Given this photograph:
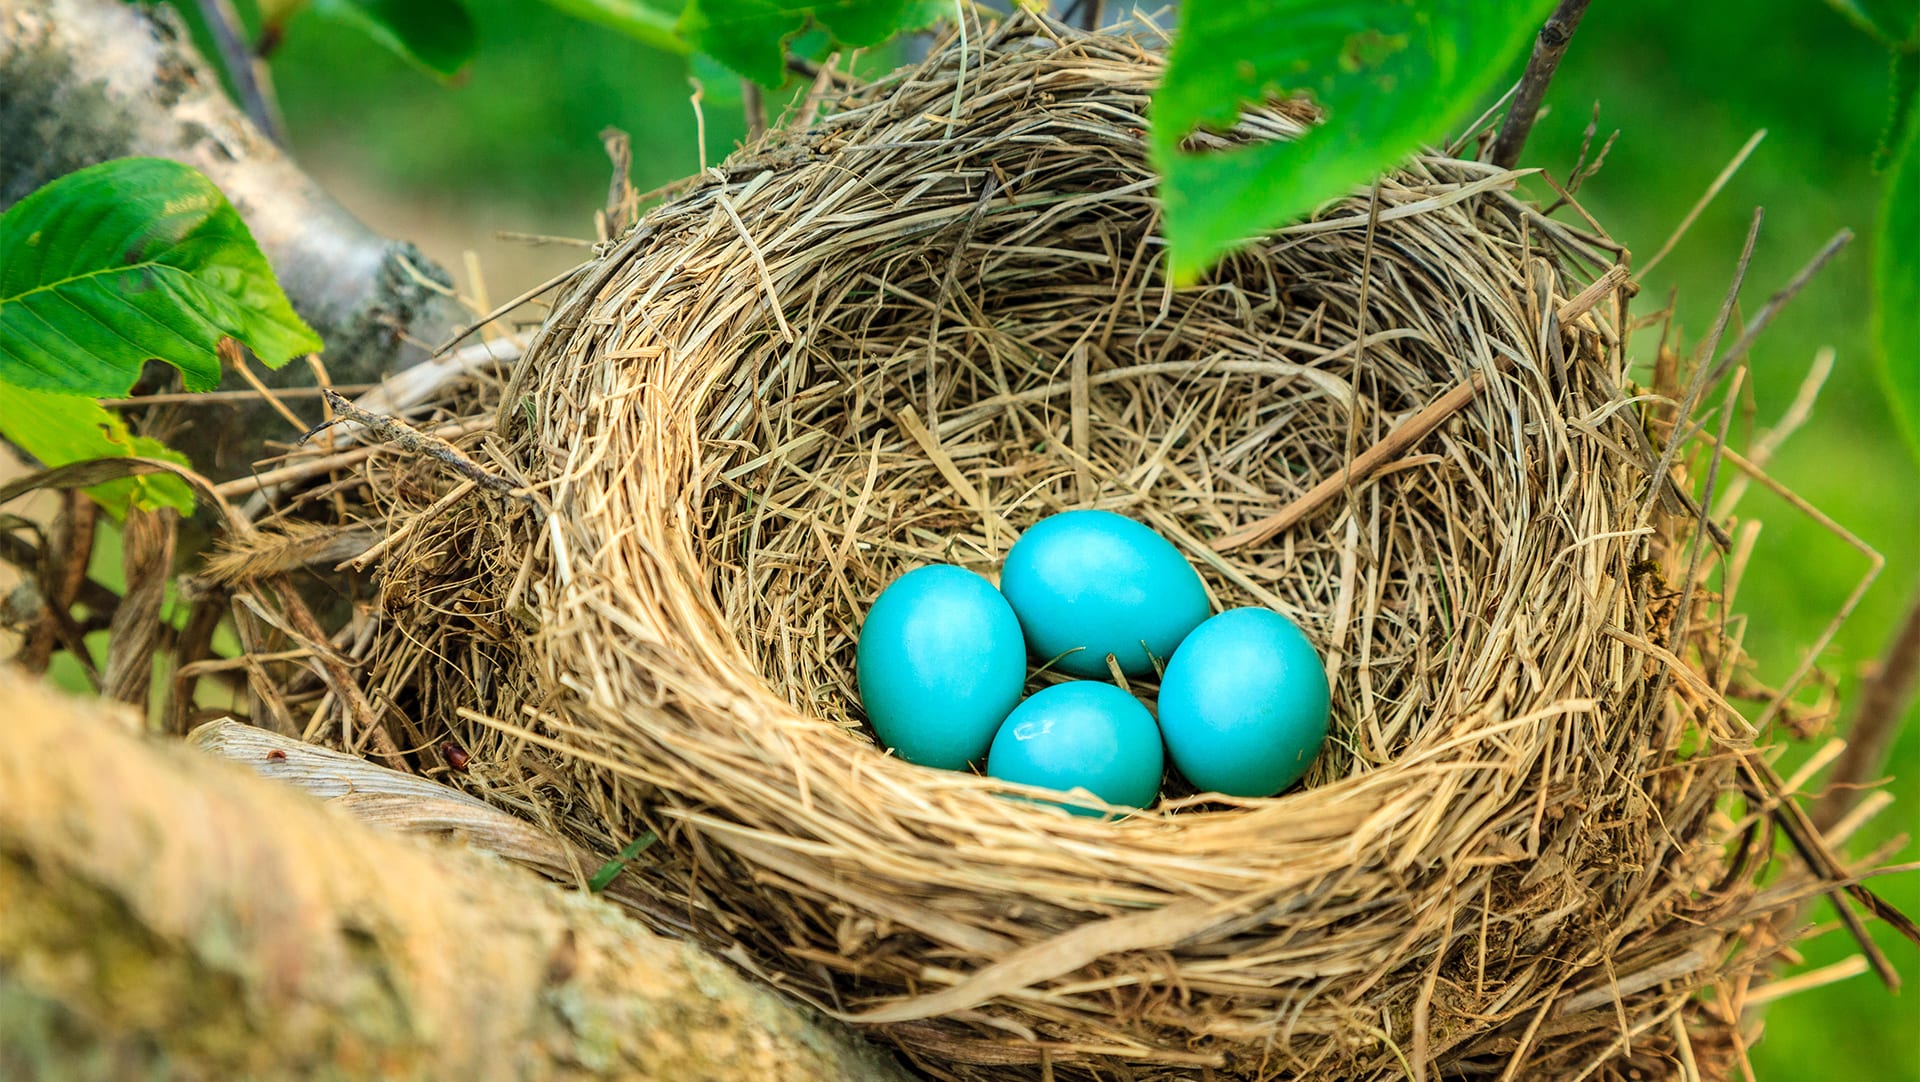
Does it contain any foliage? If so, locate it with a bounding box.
[0,158,318,515]
[537,0,689,54]
[678,0,942,88]
[264,0,480,77]
[0,387,195,519]
[1875,114,1918,456]
[0,158,320,397]
[1150,0,1555,282]
[1829,0,1920,459]
[282,0,1560,280]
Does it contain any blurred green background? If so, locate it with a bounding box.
[181,0,1920,1077]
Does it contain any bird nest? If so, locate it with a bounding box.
[244,14,1881,1081]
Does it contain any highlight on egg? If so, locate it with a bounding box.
[855,565,1028,770]
[998,509,1211,678]
[1155,606,1330,798]
[985,681,1164,815]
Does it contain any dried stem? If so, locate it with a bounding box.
[314,389,524,498]
[1816,587,1920,832]
[1489,0,1593,169]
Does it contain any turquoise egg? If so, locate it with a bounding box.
[1156,607,1330,798]
[986,681,1164,815]
[856,565,1027,770]
[999,510,1211,678]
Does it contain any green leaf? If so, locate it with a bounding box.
[1874,116,1919,460]
[1825,0,1919,45]
[679,0,924,86]
[0,385,195,518]
[0,158,322,397]
[1876,47,1918,172]
[540,0,691,54]
[1152,0,1556,284]
[587,832,658,892]
[312,0,478,78]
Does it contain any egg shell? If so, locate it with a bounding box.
[986,681,1164,815]
[1155,607,1330,798]
[999,509,1211,677]
[856,565,1027,770]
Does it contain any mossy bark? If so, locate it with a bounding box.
[0,669,910,1082]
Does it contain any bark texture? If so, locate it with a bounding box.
[0,0,463,383]
[0,668,911,1082]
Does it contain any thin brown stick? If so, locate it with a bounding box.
[101,506,177,707]
[1215,370,1486,551]
[101,383,379,407]
[743,79,768,142]
[1642,130,1767,275]
[211,416,494,499]
[314,390,524,498]
[1489,0,1593,169]
[1816,588,1920,832]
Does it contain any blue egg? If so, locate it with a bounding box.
[1156,607,1330,798]
[999,510,1211,678]
[986,682,1164,815]
[856,565,1027,770]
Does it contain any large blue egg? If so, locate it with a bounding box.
[999,510,1211,678]
[1156,607,1330,798]
[986,682,1164,815]
[856,565,1027,770]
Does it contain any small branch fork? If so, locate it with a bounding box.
[1489,0,1593,170]
[312,389,526,499]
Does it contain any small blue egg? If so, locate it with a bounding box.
[999,510,1211,678]
[856,565,1027,770]
[986,682,1164,815]
[1156,607,1330,798]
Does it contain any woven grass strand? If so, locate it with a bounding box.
[305,14,1874,1081]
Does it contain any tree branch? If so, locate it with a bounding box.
[0,668,911,1081]
[1816,586,1920,832]
[1489,0,1593,170]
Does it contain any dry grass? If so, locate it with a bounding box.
[201,12,1906,1080]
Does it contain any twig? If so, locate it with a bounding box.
[211,416,494,500]
[1815,588,1920,832]
[425,263,583,362]
[17,492,97,677]
[193,0,287,145]
[1216,370,1487,551]
[1642,130,1767,276]
[786,54,861,89]
[222,338,309,433]
[313,390,526,499]
[1489,0,1593,169]
[600,127,637,236]
[99,383,379,407]
[743,79,768,142]
[1705,229,1853,385]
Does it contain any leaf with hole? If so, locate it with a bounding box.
[312,0,479,78]
[0,385,195,518]
[1152,0,1556,284]
[0,158,322,398]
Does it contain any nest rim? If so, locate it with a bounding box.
[347,14,1792,1081]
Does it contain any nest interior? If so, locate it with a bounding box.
[335,15,1809,1082]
